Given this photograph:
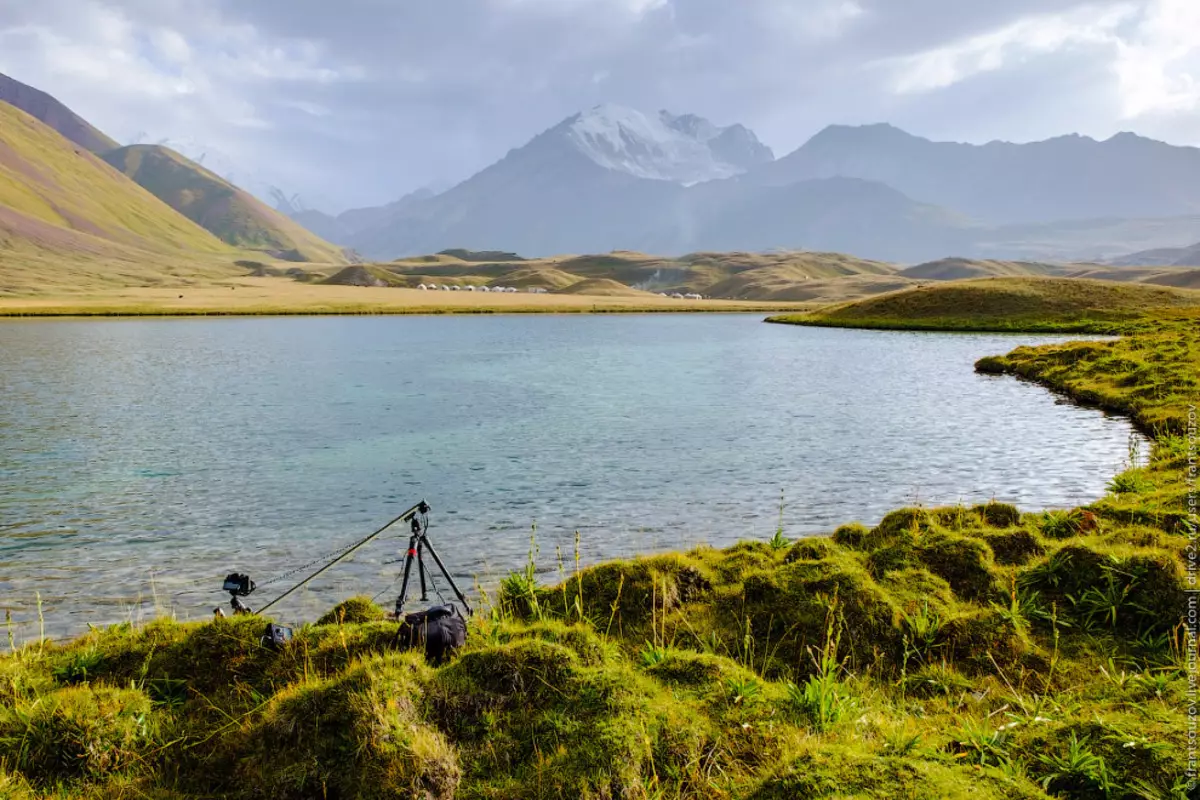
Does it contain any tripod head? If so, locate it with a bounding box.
[222,573,256,615]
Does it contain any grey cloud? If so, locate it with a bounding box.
[0,0,1192,212]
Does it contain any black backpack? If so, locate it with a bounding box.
[399,605,467,665]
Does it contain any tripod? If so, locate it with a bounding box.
[395,512,472,617]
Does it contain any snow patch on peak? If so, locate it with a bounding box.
[564,104,768,185]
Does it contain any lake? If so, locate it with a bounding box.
[0,314,1144,638]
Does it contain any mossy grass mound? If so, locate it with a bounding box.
[427,633,714,797]
[317,595,389,625]
[227,653,459,800]
[982,528,1045,565]
[0,684,156,786]
[505,552,714,634]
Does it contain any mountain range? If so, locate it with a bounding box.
[3,68,1200,283]
[296,106,1200,263]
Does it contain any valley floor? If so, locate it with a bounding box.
[0,277,809,316]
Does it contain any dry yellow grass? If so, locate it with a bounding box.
[0,276,813,316]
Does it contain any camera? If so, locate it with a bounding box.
[223,573,256,597]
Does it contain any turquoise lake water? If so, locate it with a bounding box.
[0,315,1144,637]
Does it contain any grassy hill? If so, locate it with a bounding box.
[377,249,900,300]
[0,103,245,292]
[898,258,1065,281]
[318,265,409,287]
[559,277,657,297]
[0,72,118,154]
[102,145,347,264]
[768,276,1200,332]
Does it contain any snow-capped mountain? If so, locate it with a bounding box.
[560,104,774,185]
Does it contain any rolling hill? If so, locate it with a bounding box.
[102,145,347,264]
[0,104,243,291]
[897,258,1066,281]
[769,277,1200,332]
[0,72,118,155]
[347,248,904,301]
[558,277,657,297]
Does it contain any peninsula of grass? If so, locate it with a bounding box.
[766,276,1200,333]
[3,288,1195,798]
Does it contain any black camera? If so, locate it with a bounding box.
[223,573,256,597]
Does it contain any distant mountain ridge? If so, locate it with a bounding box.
[763,123,1200,224]
[5,69,1200,268]
[307,110,1200,263]
[310,107,978,262]
[1105,240,1200,266]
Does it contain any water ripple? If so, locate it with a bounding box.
[0,315,1145,638]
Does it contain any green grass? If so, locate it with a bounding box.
[767,276,1200,333]
[2,297,1195,798]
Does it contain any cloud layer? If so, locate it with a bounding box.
[0,0,1196,211]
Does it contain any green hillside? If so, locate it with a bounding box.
[768,276,1200,332]
[0,103,245,296]
[102,145,347,264]
[0,103,232,253]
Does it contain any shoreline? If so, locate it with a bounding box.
[2,308,1192,799]
[0,277,810,318]
[0,306,800,319]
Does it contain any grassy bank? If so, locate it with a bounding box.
[2,303,1195,798]
[765,276,1200,333]
[0,278,809,317]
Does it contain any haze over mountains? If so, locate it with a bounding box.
[288,103,1200,264]
[3,66,1200,276]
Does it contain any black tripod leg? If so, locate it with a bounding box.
[417,540,429,602]
[419,536,473,615]
[395,534,418,617]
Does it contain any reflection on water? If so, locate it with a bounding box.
[0,315,1143,638]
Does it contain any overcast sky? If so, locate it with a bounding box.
[0,0,1196,212]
